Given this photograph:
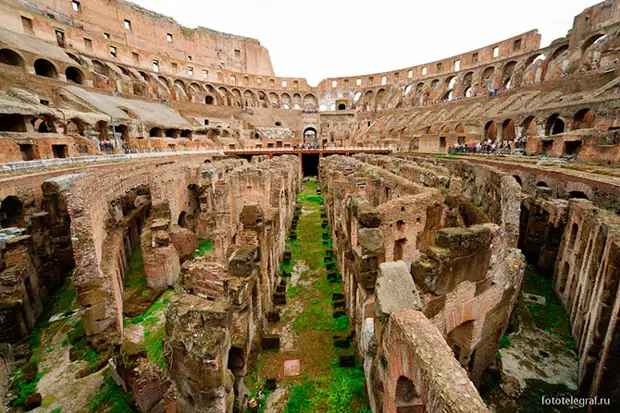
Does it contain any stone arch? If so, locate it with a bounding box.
[33,115,56,133]
[502,119,516,141]
[116,65,131,77]
[205,95,215,105]
[66,118,86,136]
[116,124,129,141]
[395,376,423,412]
[34,59,58,78]
[303,93,318,109]
[244,89,257,107]
[95,120,109,139]
[572,108,595,130]
[484,121,497,141]
[521,116,537,136]
[92,60,109,76]
[150,127,163,137]
[158,75,170,88]
[0,48,25,68]
[0,196,25,228]
[546,113,565,135]
[218,87,230,105]
[481,66,495,90]
[550,44,569,61]
[65,66,85,84]
[502,61,518,89]
[581,33,607,52]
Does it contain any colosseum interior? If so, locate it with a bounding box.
[0,0,619,412]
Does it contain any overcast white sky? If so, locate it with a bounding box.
[131,0,597,86]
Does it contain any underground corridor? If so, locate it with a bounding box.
[245,178,370,412]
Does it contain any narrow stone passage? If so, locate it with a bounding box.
[247,179,370,413]
[481,264,582,412]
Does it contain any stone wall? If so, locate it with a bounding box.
[320,154,525,407]
[162,155,300,411]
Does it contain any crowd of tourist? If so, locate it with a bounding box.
[450,136,529,155]
[294,142,322,149]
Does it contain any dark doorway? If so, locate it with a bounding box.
[564,141,582,156]
[19,144,34,161]
[52,144,68,158]
[302,153,319,176]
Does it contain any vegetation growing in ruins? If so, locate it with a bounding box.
[123,246,146,290]
[482,263,580,410]
[89,372,134,413]
[284,363,369,413]
[124,290,171,369]
[521,264,576,352]
[193,239,213,258]
[10,275,79,407]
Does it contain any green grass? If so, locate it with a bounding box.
[123,246,146,290]
[284,362,368,413]
[11,373,43,407]
[51,408,62,413]
[89,372,135,413]
[193,239,213,258]
[521,264,576,352]
[123,291,171,369]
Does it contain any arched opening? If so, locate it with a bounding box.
[116,124,129,142]
[92,60,108,76]
[34,59,57,78]
[117,65,131,77]
[165,129,179,138]
[550,45,569,61]
[337,103,346,111]
[95,120,108,140]
[303,127,317,144]
[502,119,516,141]
[65,66,84,84]
[180,129,192,138]
[582,34,607,52]
[0,114,27,132]
[536,181,549,188]
[484,121,497,141]
[178,211,189,229]
[521,116,537,137]
[572,109,595,130]
[513,175,522,186]
[481,66,495,90]
[395,376,423,412]
[568,191,588,200]
[33,116,56,133]
[448,320,476,367]
[0,49,25,67]
[442,90,454,100]
[546,114,565,135]
[66,118,85,136]
[0,196,25,228]
[149,127,163,138]
[205,95,214,105]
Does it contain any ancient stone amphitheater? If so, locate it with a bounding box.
[0,0,619,412]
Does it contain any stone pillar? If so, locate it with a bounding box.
[165,293,234,413]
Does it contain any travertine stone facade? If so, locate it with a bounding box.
[0,0,620,411]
